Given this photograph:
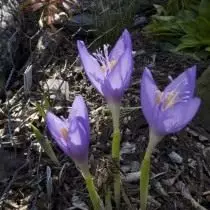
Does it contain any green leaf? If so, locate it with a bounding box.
[153,15,175,21]
[153,4,166,15]
[205,47,210,52]
[36,102,46,119]
[199,0,210,20]
[31,124,59,165]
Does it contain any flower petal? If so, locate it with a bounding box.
[77,40,104,95]
[109,29,131,61]
[141,67,159,126]
[46,111,69,154]
[69,95,90,136]
[164,65,196,98]
[103,35,133,101]
[157,97,201,135]
[68,117,89,165]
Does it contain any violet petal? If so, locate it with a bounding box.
[46,112,69,154]
[141,67,159,126]
[77,40,104,95]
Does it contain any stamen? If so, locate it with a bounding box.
[60,128,68,140]
[163,91,178,110]
[93,44,117,74]
[155,90,164,104]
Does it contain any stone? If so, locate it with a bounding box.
[168,151,183,164]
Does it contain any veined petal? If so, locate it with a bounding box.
[77,40,104,95]
[109,29,132,61]
[68,117,89,165]
[157,97,201,135]
[46,112,69,154]
[69,95,90,136]
[164,65,196,98]
[141,68,159,126]
[105,42,133,101]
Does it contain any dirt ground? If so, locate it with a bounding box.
[0,20,210,210]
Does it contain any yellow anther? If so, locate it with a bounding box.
[100,59,117,72]
[163,91,178,110]
[155,90,178,110]
[155,90,164,104]
[60,128,68,140]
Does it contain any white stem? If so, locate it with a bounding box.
[108,102,120,130]
[147,128,163,155]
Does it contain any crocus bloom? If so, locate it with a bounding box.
[141,66,201,137]
[46,95,89,170]
[77,29,133,103]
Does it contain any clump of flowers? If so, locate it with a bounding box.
[44,28,202,210]
[20,0,79,27]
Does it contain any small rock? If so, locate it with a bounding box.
[122,171,140,183]
[120,142,136,155]
[170,136,178,141]
[133,16,147,27]
[196,142,205,150]
[121,165,131,173]
[71,194,88,210]
[125,128,131,136]
[199,135,208,142]
[203,147,210,164]
[123,117,129,125]
[131,161,140,172]
[168,151,183,164]
[188,158,196,169]
[186,127,199,137]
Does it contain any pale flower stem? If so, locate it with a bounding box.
[112,129,121,209]
[140,150,151,210]
[105,186,113,210]
[84,172,104,210]
[140,129,163,210]
[109,102,121,209]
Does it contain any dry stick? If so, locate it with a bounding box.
[0,160,29,204]
[176,181,207,210]
[0,144,31,204]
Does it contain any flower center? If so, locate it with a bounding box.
[60,127,68,140]
[155,76,192,111]
[155,90,178,110]
[93,44,117,74]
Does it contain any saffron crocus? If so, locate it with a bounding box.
[46,95,104,210]
[77,29,133,208]
[140,66,201,210]
[141,66,201,148]
[46,95,89,172]
[77,29,133,103]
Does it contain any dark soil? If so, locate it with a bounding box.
[0,21,210,210]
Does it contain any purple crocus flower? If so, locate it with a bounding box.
[46,95,89,170]
[141,66,201,137]
[77,29,133,103]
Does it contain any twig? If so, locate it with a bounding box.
[121,184,134,210]
[0,161,29,204]
[176,181,207,210]
[0,145,31,204]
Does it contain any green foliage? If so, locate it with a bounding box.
[144,0,210,58]
[31,124,60,165]
[91,0,140,46]
[31,93,59,165]
[35,94,51,119]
